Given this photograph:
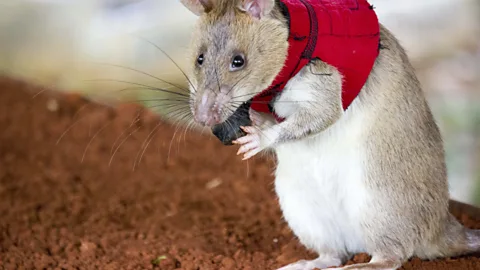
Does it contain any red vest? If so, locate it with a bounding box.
[250,0,380,122]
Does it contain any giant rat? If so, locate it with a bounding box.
[178,0,480,269]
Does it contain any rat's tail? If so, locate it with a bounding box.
[418,213,480,259]
[464,228,480,251]
[441,214,480,258]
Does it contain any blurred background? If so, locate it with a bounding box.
[0,0,479,206]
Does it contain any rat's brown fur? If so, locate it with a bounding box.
[180,0,480,269]
[184,0,289,123]
[341,24,480,267]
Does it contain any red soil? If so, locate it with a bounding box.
[0,77,479,269]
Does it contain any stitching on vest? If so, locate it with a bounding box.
[299,0,319,59]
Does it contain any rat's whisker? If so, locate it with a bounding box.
[223,117,238,142]
[170,110,193,128]
[133,121,163,171]
[167,117,185,163]
[31,88,48,99]
[152,105,192,128]
[229,85,317,103]
[135,99,190,110]
[223,104,250,118]
[171,113,193,133]
[220,108,252,140]
[223,107,274,141]
[110,106,145,153]
[110,114,142,155]
[182,118,197,145]
[134,98,189,104]
[131,34,198,93]
[84,79,189,99]
[82,120,113,163]
[147,102,190,109]
[148,107,191,119]
[56,102,93,145]
[226,71,252,96]
[174,112,195,155]
[230,92,257,101]
[89,62,189,93]
[230,100,314,105]
[31,82,61,99]
[150,112,190,127]
[146,104,191,118]
[109,125,141,167]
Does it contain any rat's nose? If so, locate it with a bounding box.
[194,92,221,127]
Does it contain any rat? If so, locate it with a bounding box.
[179,0,480,269]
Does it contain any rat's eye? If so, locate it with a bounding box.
[230,54,245,71]
[197,54,204,66]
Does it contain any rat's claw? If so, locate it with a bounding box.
[232,126,257,145]
[237,142,260,160]
[242,147,261,160]
[234,125,277,160]
[237,141,257,155]
[234,126,262,160]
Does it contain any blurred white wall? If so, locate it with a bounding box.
[0,0,197,97]
[371,0,480,66]
[1,0,478,93]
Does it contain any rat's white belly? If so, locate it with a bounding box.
[274,121,370,255]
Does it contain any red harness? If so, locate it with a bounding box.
[250,0,380,122]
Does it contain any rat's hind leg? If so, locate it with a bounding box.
[323,254,403,270]
[277,253,345,270]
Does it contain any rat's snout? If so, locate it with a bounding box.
[194,91,223,127]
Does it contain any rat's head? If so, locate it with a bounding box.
[180,0,289,126]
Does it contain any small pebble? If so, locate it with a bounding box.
[206,178,223,189]
[46,98,59,112]
[79,241,96,253]
[221,257,236,269]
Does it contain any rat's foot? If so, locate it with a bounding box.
[233,126,269,160]
[323,255,402,270]
[233,108,278,160]
[277,255,343,270]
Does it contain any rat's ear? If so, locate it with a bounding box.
[238,0,275,19]
[180,0,214,16]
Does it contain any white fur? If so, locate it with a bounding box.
[273,77,374,257]
[272,73,315,118]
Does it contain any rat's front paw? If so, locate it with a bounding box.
[249,108,276,129]
[233,126,275,160]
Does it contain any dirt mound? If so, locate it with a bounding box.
[0,77,479,269]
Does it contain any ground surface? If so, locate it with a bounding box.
[1,77,480,270]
